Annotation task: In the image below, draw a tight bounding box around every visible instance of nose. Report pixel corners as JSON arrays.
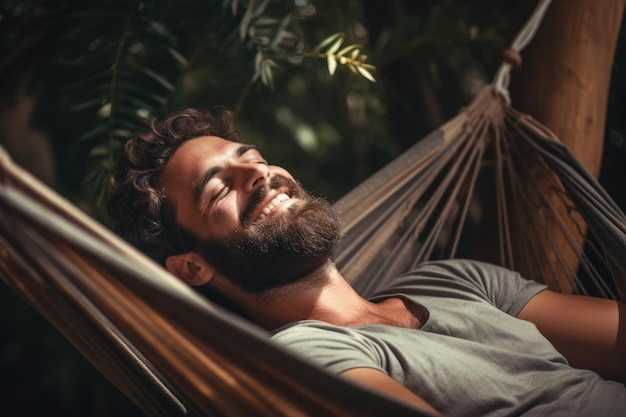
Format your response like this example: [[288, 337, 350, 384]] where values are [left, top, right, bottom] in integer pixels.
[[236, 162, 269, 191]]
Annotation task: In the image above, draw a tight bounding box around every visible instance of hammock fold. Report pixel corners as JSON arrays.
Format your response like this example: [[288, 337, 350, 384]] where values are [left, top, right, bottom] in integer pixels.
[[1, 85, 625, 416]]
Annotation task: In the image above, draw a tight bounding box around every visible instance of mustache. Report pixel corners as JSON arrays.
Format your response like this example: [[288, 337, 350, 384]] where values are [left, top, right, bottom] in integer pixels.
[[240, 176, 302, 227]]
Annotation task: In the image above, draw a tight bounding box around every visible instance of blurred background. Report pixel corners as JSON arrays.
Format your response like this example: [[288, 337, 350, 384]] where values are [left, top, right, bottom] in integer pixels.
[[0, 0, 624, 415]]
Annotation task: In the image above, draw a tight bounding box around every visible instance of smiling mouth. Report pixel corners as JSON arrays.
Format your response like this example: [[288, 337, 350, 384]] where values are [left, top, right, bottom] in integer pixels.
[[255, 192, 291, 223]]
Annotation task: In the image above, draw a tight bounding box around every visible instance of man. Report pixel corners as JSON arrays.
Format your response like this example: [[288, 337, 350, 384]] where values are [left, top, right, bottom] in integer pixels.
[[108, 108, 626, 416]]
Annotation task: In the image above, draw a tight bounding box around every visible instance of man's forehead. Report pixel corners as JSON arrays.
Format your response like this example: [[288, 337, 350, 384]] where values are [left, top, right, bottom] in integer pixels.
[[161, 136, 259, 185], [160, 136, 227, 186], [178, 135, 239, 156], [168, 136, 243, 169]]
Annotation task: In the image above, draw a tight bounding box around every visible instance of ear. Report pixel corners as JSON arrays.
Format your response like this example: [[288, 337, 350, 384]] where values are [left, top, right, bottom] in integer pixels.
[[165, 252, 215, 286]]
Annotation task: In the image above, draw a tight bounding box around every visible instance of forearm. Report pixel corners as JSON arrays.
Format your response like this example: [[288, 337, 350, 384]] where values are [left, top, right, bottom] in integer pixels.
[[340, 368, 440, 415]]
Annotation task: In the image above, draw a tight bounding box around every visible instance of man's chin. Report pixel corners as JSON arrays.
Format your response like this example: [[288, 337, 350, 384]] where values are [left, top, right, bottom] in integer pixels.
[[238, 260, 330, 297]]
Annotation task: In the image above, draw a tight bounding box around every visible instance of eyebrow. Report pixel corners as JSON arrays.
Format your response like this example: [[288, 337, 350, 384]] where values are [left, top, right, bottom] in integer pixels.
[[237, 144, 258, 157], [192, 144, 259, 202]]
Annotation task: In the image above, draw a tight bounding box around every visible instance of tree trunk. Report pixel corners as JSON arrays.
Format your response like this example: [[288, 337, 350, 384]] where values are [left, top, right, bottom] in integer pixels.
[[509, 0, 625, 291]]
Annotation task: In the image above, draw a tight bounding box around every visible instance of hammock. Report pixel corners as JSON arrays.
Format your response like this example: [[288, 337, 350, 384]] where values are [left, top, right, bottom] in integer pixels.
[[2, 87, 626, 417], [335, 86, 626, 299], [1, 1, 626, 415]]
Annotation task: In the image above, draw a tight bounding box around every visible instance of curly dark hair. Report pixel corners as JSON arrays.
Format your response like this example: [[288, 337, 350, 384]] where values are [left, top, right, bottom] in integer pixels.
[[107, 107, 240, 265]]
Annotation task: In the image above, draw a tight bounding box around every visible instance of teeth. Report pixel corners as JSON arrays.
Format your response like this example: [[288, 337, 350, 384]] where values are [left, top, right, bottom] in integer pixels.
[[256, 193, 290, 221]]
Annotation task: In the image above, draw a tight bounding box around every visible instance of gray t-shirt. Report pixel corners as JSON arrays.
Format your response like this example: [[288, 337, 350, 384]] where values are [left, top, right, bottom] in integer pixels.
[[271, 259, 626, 416]]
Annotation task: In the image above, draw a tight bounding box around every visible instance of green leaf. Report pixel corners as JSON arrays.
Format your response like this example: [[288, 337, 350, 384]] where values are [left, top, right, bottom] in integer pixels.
[[69, 97, 107, 112], [240, 0, 255, 40], [229, 0, 238, 16], [327, 37, 344, 55], [253, 17, 278, 27], [336, 44, 360, 58], [253, 49, 264, 80], [314, 32, 344, 52], [89, 145, 109, 157], [126, 65, 175, 91], [253, 0, 271, 18], [258, 58, 279, 87], [112, 129, 133, 139], [356, 65, 376, 82], [166, 47, 188, 66], [268, 14, 293, 50], [327, 54, 337, 75], [79, 125, 107, 142]]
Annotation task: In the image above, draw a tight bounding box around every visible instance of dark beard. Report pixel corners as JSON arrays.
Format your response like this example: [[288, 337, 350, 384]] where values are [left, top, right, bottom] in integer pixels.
[[196, 177, 342, 294]]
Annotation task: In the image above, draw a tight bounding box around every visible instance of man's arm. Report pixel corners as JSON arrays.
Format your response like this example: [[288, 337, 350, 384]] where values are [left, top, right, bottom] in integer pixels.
[[340, 368, 440, 415], [517, 290, 625, 383]]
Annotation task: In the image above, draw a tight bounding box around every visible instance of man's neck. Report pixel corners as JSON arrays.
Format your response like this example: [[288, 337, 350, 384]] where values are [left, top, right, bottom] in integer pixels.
[[211, 261, 424, 331], [210, 261, 376, 329]]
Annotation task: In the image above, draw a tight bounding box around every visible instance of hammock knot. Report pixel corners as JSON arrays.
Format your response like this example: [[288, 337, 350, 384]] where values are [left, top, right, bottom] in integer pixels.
[[500, 48, 522, 71]]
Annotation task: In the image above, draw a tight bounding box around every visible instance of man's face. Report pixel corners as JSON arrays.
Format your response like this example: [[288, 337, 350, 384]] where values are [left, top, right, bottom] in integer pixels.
[[160, 136, 342, 294]]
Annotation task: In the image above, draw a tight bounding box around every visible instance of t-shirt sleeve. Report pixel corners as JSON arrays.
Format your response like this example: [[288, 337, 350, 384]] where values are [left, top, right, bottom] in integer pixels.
[[390, 259, 548, 316], [271, 322, 387, 375], [466, 261, 547, 316]]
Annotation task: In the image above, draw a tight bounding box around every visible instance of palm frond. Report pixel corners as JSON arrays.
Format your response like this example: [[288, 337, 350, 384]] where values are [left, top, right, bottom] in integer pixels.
[[57, 1, 187, 210]]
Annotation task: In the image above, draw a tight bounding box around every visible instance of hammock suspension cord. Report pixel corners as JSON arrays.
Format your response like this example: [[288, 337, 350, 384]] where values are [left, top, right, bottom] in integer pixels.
[[493, 0, 554, 102]]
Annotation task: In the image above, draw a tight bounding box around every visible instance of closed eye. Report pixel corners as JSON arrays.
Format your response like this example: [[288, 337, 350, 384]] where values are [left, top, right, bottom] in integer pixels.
[[210, 184, 230, 202], [241, 155, 268, 166]]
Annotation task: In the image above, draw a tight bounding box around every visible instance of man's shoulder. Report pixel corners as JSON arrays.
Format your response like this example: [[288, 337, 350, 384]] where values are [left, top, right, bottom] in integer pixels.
[[392, 258, 513, 289], [271, 320, 380, 357], [412, 258, 508, 274], [381, 258, 546, 315]]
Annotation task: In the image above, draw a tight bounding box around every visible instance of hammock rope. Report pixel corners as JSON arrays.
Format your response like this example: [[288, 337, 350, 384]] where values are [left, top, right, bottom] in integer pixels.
[[493, 0, 554, 102], [335, 85, 626, 300]]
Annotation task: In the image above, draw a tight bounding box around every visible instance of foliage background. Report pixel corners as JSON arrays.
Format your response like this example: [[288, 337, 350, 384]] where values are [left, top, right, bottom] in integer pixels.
[[0, 0, 624, 415]]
